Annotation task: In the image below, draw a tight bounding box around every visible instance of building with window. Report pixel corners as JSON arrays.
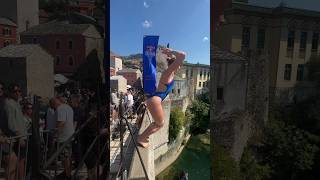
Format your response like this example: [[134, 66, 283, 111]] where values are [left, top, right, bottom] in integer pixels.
[[0, 44, 54, 99], [171, 76, 188, 98], [111, 75, 127, 93], [20, 21, 103, 77], [116, 68, 142, 86], [180, 62, 210, 95], [212, 46, 248, 113], [0, 0, 39, 39], [110, 52, 123, 73], [215, 2, 320, 101], [0, 17, 17, 49]]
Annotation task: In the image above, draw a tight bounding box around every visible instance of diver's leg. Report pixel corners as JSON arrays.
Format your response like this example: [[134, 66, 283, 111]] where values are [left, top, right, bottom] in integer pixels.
[[137, 96, 164, 148]]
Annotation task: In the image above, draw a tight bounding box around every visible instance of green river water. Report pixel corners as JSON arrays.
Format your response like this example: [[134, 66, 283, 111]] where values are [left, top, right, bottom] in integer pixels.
[[156, 133, 210, 180]]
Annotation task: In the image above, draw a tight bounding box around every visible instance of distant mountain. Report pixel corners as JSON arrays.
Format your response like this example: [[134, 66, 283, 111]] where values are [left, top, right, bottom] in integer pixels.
[[121, 53, 143, 61]]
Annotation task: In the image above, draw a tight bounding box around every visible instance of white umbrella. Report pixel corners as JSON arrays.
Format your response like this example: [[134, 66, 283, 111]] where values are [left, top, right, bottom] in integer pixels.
[[54, 74, 69, 84]]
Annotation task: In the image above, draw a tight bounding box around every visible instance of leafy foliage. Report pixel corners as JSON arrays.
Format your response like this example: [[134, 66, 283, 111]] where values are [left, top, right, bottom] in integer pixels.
[[169, 108, 185, 142], [239, 148, 271, 180], [257, 110, 320, 179], [212, 141, 242, 180], [121, 53, 143, 60], [41, 0, 69, 14], [189, 94, 210, 134], [74, 49, 102, 89]]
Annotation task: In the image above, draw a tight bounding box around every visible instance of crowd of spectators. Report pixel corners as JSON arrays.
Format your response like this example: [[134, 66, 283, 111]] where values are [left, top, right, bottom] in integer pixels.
[[110, 87, 146, 140], [0, 81, 108, 180]]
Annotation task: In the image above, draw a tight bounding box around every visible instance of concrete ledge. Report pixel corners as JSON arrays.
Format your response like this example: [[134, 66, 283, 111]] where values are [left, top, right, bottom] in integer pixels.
[[128, 110, 155, 180]]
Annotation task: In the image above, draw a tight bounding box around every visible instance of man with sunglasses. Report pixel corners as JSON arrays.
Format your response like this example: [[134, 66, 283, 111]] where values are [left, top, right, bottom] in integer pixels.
[[4, 84, 28, 180]]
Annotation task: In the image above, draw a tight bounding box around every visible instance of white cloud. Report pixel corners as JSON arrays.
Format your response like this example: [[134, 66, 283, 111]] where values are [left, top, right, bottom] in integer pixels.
[[143, 1, 150, 8], [142, 20, 152, 28], [203, 36, 209, 42]]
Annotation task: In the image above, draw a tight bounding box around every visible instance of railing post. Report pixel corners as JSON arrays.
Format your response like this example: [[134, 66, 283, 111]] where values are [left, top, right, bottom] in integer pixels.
[[31, 95, 41, 179], [119, 94, 124, 177], [122, 169, 127, 180]]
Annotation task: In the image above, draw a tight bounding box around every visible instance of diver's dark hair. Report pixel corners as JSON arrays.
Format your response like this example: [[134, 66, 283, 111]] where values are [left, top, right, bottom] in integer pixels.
[[167, 58, 175, 66]]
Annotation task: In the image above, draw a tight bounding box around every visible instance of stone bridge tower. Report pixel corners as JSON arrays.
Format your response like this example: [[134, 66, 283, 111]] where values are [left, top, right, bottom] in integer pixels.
[[211, 47, 269, 161]]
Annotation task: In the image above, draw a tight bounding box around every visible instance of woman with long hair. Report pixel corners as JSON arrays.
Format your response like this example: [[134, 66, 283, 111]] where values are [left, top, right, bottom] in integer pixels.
[[137, 47, 185, 148]]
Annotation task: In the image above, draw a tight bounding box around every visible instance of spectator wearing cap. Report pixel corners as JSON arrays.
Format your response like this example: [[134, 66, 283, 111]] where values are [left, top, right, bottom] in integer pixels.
[[126, 90, 134, 117]]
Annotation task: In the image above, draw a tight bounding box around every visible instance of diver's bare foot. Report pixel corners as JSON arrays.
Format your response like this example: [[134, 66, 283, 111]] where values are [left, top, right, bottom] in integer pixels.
[[137, 136, 149, 148]]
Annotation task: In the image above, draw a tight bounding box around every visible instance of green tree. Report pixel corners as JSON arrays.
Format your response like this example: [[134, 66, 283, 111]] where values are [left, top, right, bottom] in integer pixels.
[[189, 97, 210, 134], [239, 148, 271, 180], [212, 141, 242, 180], [169, 108, 185, 142], [260, 116, 319, 179], [74, 49, 102, 89]]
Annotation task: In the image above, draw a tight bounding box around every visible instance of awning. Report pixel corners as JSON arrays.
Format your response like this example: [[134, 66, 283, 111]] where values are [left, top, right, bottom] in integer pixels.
[[54, 74, 69, 84]]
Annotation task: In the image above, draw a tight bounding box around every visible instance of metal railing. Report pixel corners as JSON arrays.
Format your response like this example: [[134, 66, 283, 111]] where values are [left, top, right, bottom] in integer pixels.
[[112, 92, 150, 180], [0, 134, 31, 180], [39, 109, 109, 180]]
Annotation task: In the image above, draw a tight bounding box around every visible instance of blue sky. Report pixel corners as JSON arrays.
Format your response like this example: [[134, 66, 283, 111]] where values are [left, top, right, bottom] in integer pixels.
[[249, 0, 320, 10], [110, 0, 210, 65]]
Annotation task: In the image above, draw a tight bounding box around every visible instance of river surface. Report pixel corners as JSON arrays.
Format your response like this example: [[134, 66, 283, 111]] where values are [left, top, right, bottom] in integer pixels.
[[156, 133, 210, 180]]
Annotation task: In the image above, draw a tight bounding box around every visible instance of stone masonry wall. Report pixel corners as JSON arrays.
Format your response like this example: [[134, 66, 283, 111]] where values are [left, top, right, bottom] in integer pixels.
[[212, 50, 269, 161], [246, 51, 269, 127], [128, 98, 171, 180]]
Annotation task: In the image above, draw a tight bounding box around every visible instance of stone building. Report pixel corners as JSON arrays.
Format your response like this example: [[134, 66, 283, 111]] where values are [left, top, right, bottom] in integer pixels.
[[20, 21, 103, 77], [117, 68, 142, 86], [0, 17, 17, 49], [181, 62, 210, 95], [215, 2, 320, 103], [213, 47, 248, 113], [110, 52, 123, 73], [110, 75, 127, 93], [171, 76, 188, 99], [171, 77, 190, 112], [212, 46, 269, 161], [0, 0, 39, 36], [0, 44, 54, 99]]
